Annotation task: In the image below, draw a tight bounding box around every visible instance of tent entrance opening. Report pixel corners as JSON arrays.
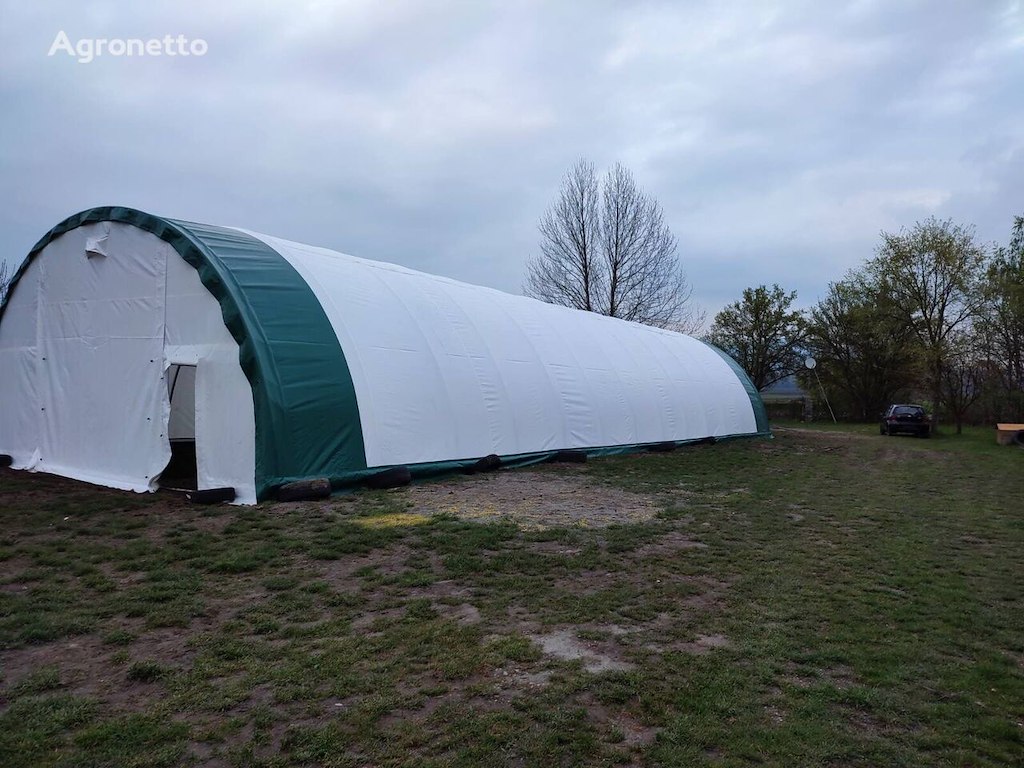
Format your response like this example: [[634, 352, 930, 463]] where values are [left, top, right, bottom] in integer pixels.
[[162, 364, 197, 490]]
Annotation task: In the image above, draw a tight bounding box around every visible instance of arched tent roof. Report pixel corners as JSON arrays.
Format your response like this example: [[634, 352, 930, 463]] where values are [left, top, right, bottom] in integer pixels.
[[1, 206, 769, 501]]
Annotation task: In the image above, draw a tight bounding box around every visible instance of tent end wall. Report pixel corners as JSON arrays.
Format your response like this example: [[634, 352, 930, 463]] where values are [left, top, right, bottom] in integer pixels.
[[1, 206, 361, 501], [0, 209, 262, 502]]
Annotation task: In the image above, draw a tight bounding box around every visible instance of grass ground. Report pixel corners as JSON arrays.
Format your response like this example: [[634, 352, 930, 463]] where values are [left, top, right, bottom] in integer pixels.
[[1, 424, 1021, 767]]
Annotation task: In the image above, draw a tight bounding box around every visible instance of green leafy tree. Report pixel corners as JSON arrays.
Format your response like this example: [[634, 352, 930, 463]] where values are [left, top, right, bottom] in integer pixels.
[[976, 216, 1024, 421], [867, 217, 987, 429], [706, 284, 805, 390], [939, 330, 988, 434], [803, 274, 920, 421]]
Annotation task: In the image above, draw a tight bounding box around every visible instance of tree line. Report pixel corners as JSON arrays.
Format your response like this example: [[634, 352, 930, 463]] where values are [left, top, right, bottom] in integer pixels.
[[528, 160, 1022, 432], [706, 216, 1024, 431]]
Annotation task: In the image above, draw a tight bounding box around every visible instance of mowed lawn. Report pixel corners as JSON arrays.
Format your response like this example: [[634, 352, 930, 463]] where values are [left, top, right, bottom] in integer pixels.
[[0, 425, 1021, 767]]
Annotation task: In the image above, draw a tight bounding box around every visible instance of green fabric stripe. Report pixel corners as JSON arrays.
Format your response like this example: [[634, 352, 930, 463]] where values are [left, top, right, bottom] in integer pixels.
[[166, 220, 367, 496], [700, 341, 771, 436], [1, 206, 367, 499]]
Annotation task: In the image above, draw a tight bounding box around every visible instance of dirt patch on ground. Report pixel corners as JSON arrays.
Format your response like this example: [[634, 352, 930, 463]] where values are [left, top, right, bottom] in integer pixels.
[[772, 427, 865, 441], [584, 697, 661, 747], [405, 469, 659, 530], [1, 634, 110, 694], [529, 628, 636, 673], [633, 529, 707, 556], [318, 544, 421, 582], [441, 602, 481, 625], [0, 622, 207, 712]]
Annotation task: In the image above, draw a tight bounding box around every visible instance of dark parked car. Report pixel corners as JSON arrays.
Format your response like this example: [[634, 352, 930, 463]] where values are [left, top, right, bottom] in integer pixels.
[[880, 404, 931, 437]]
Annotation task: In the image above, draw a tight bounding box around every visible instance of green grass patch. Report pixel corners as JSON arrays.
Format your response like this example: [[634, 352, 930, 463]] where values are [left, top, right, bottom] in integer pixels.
[[0, 425, 1020, 766]]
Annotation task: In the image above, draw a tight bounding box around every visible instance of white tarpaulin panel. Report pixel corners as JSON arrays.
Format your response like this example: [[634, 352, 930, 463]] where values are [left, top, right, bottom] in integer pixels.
[[0, 256, 40, 469], [0, 222, 256, 503], [193, 354, 256, 501], [243, 231, 758, 468], [32, 223, 169, 491], [155, 226, 257, 503]]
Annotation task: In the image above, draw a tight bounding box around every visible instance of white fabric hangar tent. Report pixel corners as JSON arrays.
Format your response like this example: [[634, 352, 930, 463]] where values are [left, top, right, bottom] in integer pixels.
[[0, 206, 769, 504]]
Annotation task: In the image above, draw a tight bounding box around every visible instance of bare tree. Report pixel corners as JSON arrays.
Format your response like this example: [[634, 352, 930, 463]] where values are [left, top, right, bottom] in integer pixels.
[[0, 259, 11, 305], [599, 163, 698, 329], [524, 159, 601, 313], [525, 160, 702, 332]]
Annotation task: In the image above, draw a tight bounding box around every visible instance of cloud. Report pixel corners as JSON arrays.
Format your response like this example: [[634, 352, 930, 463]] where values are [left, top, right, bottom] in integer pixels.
[[1, 0, 1022, 319]]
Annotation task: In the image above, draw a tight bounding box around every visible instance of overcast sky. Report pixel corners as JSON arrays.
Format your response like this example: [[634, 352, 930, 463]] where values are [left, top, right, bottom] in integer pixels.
[[1, 1, 1022, 322]]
